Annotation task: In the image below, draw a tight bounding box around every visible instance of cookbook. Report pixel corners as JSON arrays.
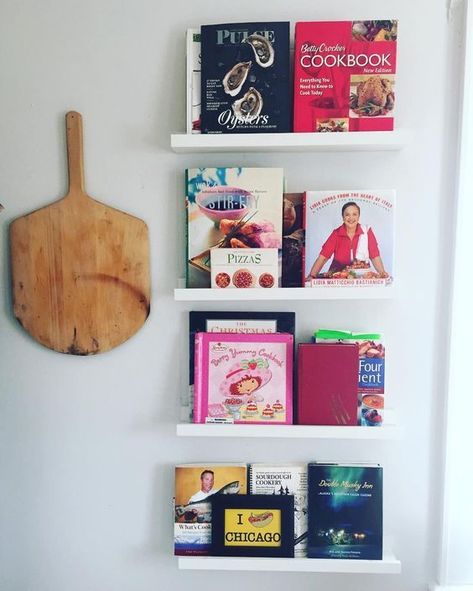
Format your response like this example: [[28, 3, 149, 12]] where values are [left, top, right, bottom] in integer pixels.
[[293, 20, 397, 132]]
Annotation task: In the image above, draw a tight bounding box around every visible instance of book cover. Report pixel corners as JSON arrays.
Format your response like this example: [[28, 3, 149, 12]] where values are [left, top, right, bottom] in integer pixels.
[[248, 463, 308, 557], [201, 22, 291, 133], [297, 343, 359, 425], [194, 333, 293, 424], [282, 193, 304, 287], [303, 190, 395, 287], [210, 247, 279, 289], [293, 20, 397, 132], [314, 330, 385, 426], [186, 312, 296, 422], [307, 463, 383, 559], [174, 463, 247, 555], [186, 28, 201, 134], [186, 167, 284, 288]]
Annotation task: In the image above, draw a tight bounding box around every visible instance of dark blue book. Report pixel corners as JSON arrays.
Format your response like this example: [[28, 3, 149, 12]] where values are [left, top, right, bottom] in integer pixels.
[[201, 22, 291, 134], [308, 463, 383, 560]]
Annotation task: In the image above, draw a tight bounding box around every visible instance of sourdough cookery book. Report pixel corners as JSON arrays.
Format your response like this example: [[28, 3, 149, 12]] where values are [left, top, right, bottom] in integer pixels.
[[193, 333, 293, 424], [174, 463, 247, 555], [186, 167, 284, 288], [307, 463, 383, 559], [201, 22, 291, 133], [249, 463, 308, 557], [293, 20, 397, 132], [303, 190, 395, 287]]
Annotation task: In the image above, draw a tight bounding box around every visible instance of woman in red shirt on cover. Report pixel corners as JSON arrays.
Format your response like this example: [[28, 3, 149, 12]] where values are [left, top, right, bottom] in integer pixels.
[[306, 201, 389, 279]]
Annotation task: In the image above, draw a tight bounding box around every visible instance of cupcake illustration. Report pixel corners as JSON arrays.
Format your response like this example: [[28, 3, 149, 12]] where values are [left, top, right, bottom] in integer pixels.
[[261, 404, 275, 420], [272, 399, 284, 414], [245, 401, 258, 416]]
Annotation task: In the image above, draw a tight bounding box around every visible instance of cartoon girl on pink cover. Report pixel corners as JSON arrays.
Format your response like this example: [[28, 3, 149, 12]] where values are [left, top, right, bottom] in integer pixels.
[[218, 359, 273, 420]]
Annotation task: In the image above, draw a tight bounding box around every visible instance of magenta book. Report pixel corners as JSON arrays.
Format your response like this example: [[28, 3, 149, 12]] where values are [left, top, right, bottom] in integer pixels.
[[293, 20, 397, 133], [297, 343, 359, 425], [194, 333, 293, 424]]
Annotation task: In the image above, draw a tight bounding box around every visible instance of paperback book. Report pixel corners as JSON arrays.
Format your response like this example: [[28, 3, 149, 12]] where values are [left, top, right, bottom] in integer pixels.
[[186, 167, 284, 288], [186, 28, 201, 134], [187, 311, 296, 422], [307, 463, 383, 559], [193, 332, 293, 424], [314, 329, 385, 426], [297, 343, 359, 425], [249, 463, 308, 557], [200, 22, 291, 133], [174, 463, 247, 555], [303, 190, 395, 287], [293, 20, 398, 132]]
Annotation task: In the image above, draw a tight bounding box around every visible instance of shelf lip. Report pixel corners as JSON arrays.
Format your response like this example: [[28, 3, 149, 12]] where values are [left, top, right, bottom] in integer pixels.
[[176, 423, 399, 440], [170, 130, 409, 153], [174, 286, 395, 301], [177, 554, 401, 574]]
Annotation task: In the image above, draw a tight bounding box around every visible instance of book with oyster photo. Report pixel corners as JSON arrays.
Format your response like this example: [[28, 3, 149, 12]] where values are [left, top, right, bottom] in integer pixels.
[[293, 20, 397, 133], [200, 22, 291, 134], [303, 190, 395, 287], [186, 167, 284, 288]]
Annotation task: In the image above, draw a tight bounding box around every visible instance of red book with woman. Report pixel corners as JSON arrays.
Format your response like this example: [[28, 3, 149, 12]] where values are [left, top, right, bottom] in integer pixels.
[[303, 190, 395, 286]]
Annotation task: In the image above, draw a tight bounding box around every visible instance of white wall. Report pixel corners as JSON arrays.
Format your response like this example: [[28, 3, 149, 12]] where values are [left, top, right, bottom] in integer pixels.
[[0, 1, 462, 590]]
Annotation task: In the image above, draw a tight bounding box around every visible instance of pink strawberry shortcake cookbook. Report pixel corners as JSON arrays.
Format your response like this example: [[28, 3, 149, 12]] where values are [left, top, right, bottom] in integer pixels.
[[193, 333, 293, 424], [293, 20, 397, 132]]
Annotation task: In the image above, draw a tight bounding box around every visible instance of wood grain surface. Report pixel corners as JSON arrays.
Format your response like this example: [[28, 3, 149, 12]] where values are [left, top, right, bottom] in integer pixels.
[[10, 112, 150, 355]]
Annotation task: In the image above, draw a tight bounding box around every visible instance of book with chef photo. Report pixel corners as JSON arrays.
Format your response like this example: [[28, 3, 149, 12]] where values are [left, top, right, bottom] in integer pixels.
[[174, 463, 248, 555], [186, 167, 284, 288], [293, 20, 398, 132], [303, 190, 395, 287], [200, 22, 291, 133]]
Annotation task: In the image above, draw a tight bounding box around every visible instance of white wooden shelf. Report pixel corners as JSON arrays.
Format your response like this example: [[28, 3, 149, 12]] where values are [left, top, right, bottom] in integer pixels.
[[174, 286, 395, 301], [170, 130, 409, 153], [176, 423, 399, 440], [177, 553, 401, 574]]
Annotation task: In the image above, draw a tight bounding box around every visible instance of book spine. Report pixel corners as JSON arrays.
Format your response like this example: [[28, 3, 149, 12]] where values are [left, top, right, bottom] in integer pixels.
[[301, 191, 307, 285], [193, 333, 204, 422]]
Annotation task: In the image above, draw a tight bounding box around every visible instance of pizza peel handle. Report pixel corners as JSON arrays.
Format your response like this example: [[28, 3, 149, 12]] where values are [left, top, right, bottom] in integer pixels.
[[10, 111, 151, 355], [65, 111, 86, 197]]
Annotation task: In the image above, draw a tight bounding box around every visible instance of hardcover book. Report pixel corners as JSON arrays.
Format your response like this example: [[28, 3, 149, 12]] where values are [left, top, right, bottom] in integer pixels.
[[186, 28, 201, 134], [186, 311, 296, 422], [248, 463, 308, 557], [282, 193, 304, 287], [307, 463, 383, 559], [210, 247, 279, 289], [174, 463, 247, 555], [314, 330, 385, 426], [303, 190, 395, 287], [297, 343, 359, 425], [293, 20, 398, 132], [186, 167, 284, 288], [193, 332, 293, 424], [201, 22, 291, 133]]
